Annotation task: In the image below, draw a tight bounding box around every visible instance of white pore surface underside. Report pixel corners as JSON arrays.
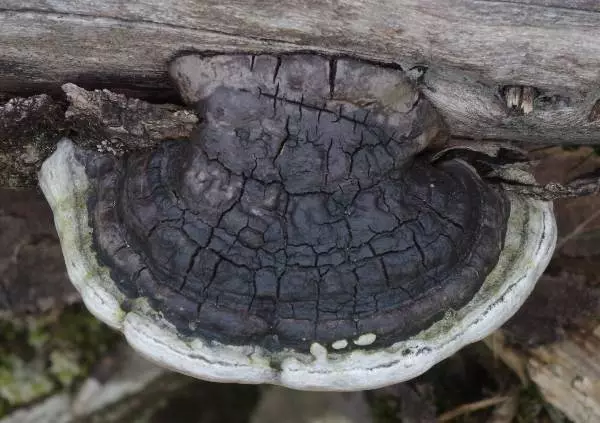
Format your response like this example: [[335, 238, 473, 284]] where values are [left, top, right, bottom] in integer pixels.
[[39, 138, 557, 391]]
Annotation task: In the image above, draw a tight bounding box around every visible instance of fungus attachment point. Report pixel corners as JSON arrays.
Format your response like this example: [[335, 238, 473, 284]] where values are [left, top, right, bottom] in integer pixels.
[[39, 54, 556, 391]]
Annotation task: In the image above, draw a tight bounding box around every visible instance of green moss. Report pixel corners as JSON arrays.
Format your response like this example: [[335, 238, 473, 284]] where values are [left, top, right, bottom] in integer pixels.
[[0, 356, 55, 405], [49, 350, 83, 386], [26, 318, 52, 349], [0, 304, 121, 417]]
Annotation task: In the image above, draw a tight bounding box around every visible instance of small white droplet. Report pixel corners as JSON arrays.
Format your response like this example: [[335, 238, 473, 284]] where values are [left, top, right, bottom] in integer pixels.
[[331, 339, 348, 350], [353, 333, 376, 346], [310, 342, 328, 360]]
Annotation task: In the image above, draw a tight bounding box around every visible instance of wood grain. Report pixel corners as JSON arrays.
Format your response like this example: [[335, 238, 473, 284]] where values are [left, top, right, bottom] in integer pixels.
[[1, 1, 600, 143], [528, 326, 600, 423]]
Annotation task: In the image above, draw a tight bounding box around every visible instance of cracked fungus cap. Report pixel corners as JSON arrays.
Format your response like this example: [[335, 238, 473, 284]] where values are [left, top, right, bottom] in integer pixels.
[[39, 54, 557, 391]]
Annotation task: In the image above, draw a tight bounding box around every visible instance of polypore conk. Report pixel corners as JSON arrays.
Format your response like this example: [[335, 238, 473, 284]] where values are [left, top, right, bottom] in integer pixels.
[[39, 54, 556, 391]]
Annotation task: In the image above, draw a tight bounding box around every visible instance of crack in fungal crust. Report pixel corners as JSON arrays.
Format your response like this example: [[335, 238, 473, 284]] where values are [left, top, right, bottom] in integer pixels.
[[82, 54, 506, 352], [39, 54, 557, 390]]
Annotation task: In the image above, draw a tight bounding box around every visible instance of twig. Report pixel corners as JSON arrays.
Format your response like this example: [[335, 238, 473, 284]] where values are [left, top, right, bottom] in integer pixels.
[[489, 388, 520, 423], [556, 208, 600, 251], [438, 396, 510, 422]]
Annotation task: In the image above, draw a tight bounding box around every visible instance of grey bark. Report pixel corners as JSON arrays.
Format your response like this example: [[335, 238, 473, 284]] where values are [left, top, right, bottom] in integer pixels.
[[2, 1, 600, 144]]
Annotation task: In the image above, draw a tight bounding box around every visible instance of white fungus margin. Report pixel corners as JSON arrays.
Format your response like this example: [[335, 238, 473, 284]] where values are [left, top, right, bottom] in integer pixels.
[[39, 138, 557, 391]]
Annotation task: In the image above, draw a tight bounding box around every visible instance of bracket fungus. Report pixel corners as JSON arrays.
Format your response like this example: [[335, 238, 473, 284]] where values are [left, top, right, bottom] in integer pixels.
[[39, 54, 556, 391]]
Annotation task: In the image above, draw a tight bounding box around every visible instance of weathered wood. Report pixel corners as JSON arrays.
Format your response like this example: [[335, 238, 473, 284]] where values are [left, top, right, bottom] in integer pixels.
[[528, 326, 600, 423], [1, 1, 600, 143], [421, 70, 600, 144], [62, 83, 198, 152], [483, 326, 600, 423], [486, 268, 600, 423], [0, 85, 198, 188]]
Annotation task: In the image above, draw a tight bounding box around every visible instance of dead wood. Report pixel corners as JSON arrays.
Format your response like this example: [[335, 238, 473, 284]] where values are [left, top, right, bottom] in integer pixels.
[[0, 85, 197, 188], [1, 1, 600, 144]]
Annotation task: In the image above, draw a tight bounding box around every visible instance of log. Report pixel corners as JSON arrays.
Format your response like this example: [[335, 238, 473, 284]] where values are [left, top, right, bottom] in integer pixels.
[[1, 1, 600, 143], [3, 1, 600, 419]]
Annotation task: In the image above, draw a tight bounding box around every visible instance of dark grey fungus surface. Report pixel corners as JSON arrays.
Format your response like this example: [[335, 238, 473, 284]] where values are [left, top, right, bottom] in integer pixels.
[[80, 54, 509, 352]]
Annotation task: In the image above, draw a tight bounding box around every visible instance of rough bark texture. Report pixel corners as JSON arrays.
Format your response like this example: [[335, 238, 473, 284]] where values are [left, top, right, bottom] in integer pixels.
[[2, 1, 600, 144], [63, 83, 198, 152], [0, 86, 197, 188], [0, 95, 66, 188]]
